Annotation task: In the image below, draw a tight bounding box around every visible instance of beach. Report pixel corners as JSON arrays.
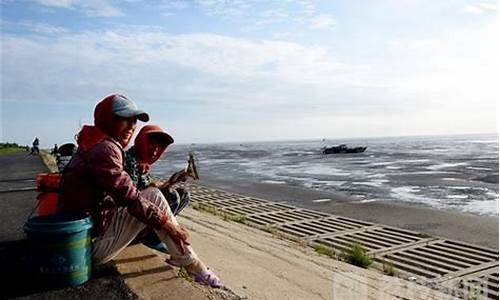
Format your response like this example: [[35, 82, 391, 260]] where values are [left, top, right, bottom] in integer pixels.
[[197, 173, 499, 250]]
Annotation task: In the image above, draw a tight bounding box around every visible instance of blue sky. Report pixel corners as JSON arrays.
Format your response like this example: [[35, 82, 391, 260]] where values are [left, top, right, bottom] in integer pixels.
[[1, 0, 498, 147]]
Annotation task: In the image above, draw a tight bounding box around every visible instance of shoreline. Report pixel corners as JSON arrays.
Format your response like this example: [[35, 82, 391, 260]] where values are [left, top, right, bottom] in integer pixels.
[[197, 173, 499, 250]]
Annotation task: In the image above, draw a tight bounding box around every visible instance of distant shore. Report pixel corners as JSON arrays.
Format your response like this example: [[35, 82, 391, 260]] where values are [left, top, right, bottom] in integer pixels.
[[198, 172, 499, 250]]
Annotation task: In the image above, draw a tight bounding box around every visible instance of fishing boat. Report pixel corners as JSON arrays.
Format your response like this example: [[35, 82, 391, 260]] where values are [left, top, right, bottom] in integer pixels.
[[322, 144, 367, 154]]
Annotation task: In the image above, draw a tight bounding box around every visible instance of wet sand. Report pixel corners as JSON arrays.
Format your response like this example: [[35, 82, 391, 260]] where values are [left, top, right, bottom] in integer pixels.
[[198, 173, 499, 250]]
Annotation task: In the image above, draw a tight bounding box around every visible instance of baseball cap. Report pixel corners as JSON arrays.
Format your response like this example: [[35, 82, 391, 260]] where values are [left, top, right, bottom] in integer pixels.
[[111, 94, 149, 122]]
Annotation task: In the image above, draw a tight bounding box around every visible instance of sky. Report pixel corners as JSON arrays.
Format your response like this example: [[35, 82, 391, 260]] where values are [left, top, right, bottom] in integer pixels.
[[1, 0, 499, 147]]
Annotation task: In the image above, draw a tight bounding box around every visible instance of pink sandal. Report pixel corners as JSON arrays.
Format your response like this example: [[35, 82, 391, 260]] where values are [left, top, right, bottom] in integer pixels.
[[192, 269, 223, 288]]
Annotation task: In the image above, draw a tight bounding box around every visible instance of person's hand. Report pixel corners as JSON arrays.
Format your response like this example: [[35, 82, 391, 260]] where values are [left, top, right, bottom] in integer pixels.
[[149, 180, 165, 188], [163, 221, 191, 254]]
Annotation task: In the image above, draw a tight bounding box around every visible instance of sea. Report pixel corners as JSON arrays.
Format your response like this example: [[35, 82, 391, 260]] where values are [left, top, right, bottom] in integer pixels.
[[152, 133, 499, 217]]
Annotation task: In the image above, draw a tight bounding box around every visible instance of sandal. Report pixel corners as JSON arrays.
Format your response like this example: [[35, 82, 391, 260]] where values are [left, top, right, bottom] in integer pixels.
[[191, 268, 223, 288]]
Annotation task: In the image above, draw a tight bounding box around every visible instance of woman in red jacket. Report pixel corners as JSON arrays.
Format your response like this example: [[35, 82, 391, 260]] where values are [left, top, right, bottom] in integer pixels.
[[58, 94, 221, 288]]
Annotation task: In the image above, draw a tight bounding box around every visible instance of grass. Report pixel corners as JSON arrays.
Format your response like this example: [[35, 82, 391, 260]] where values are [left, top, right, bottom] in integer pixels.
[[222, 213, 247, 224], [341, 242, 373, 269], [192, 202, 247, 224], [312, 243, 336, 259], [262, 224, 276, 234], [0, 142, 29, 154], [382, 260, 397, 276], [39, 150, 58, 172], [177, 267, 194, 283]]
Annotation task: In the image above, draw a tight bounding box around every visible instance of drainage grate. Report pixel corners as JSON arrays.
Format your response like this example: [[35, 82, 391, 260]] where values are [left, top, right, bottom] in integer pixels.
[[189, 184, 499, 299], [459, 268, 499, 300], [314, 226, 430, 255], [191, 192, 242, 203], [273, 216, 375, 239], [439, 266, 500, 300], [206, 197, 269, 208], [376, 240, 499, 282], [221, 202, 296, 216], [246, 209, 332, 226]]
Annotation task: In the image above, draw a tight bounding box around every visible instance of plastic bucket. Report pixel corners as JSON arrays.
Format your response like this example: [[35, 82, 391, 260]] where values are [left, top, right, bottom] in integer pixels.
[[24, 213, 93, 287]]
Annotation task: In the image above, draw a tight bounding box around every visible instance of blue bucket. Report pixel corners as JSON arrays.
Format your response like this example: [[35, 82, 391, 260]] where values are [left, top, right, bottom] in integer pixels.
[[24, 213, 93, 287]]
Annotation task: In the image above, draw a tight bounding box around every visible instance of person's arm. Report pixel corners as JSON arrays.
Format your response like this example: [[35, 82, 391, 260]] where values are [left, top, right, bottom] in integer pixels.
[[88, 142, 168, 229], [89, 141, 191, 252]]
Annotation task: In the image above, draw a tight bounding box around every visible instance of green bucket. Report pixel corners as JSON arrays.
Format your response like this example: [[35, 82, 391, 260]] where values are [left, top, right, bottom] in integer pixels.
[[24, 213, 93, 287]]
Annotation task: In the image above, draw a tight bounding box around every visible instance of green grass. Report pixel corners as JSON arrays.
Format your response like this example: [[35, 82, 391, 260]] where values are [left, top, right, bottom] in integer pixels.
[[177, 267, 194, 282], [312, 243, 336, 259], [0, 142, 29, 154], [262, 224, 276, 234], [341, 242, 373, 268], [382, 260, 397, 276], [222, 213, 247, 224], [193, 202, 247, 224]]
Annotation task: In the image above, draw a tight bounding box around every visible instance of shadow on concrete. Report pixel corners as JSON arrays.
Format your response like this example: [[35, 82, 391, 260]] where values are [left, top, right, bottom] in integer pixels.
[[113, 254, 158, 265], [0, 240, 137, 300], [122, 265, 173, 280]]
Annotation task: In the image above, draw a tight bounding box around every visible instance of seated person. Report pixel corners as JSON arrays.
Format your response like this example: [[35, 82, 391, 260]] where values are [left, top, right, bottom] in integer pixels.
[[124, 125, 194, 215], [124, 125, 196, 252], [58, 94, 221, 288]]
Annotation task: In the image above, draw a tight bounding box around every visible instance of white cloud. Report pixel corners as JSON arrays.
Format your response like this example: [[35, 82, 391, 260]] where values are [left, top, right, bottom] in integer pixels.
[[36, 0, 123, 17], [194, 0, 250, 17], [3, 20, 68, 35], [309, 14, 337, 30], [37, 0, 75, 8], [460, 2, 498, 14]]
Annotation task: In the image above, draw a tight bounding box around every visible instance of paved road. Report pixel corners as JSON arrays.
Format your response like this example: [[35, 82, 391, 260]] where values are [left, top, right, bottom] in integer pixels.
[[0, 152, 45, 242]]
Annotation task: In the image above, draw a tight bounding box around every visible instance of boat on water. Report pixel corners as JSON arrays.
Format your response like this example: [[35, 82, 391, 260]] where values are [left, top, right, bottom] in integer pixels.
[[322, 144, 367, 154]]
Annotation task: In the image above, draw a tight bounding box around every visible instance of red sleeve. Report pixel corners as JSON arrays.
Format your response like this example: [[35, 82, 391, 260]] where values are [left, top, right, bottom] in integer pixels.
[[88, 141, 168, 229]]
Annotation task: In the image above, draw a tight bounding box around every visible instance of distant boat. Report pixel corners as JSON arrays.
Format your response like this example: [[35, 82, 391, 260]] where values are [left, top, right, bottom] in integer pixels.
[[322, 144, 367, 154]]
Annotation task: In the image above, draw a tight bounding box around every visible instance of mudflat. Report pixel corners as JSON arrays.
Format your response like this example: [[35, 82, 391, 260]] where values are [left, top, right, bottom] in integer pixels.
[[198, 174, 499, 250]]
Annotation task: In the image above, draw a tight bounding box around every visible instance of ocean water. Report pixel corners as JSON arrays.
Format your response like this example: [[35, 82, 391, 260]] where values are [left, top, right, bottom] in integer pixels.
[[152, 133, 499, 217]]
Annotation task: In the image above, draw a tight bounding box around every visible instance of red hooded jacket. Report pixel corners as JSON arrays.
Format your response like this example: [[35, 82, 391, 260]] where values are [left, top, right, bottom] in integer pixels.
[[134, 125, 174, 174], [58, 95, 168, 235]]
